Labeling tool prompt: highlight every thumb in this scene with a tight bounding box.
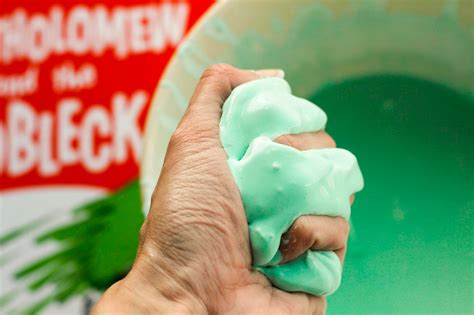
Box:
[177,64,284,136]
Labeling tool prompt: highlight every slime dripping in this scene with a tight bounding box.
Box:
[220,77,364,295]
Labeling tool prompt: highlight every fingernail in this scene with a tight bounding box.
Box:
[255,69,285,78]
[279,233,291,253]
[279,233,296,264]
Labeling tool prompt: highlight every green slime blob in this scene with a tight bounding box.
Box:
[220,78,364,295]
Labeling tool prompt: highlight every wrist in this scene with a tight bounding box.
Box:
[93,255,207,314]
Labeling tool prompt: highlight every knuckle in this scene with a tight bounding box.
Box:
[293,216,316,243]
[292,216,307,232]
[201,63,234,80]
[197,63,240,105]
[298,216,314,231]
[342,220,350,237]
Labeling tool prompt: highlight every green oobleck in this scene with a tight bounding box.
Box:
[311,74,473,314]
[220,78,364,296]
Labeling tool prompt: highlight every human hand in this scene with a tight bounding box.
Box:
[94,64,353,315]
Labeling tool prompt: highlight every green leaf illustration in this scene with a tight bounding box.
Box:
[0,179,144,313]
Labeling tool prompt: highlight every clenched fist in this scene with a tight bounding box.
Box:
[94,65,354,315]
